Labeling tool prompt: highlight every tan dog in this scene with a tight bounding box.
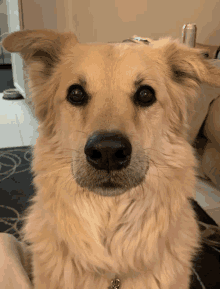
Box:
[2,30,220,289]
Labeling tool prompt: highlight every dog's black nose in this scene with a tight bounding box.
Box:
[84,131,132,172]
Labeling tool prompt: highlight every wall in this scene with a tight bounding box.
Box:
[65,0,220,44]
[0,0,8,36]
[18,0,220,44]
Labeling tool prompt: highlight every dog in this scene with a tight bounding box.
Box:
[2,29,220,289]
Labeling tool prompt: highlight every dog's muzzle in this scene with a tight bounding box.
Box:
[73,130,147,196]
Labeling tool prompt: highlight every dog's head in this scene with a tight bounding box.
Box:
[2,30,220,197]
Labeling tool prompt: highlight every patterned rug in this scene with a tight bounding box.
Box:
[0,146,220,288]
[0,146,34,240]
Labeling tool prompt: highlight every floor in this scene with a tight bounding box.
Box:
[1,86,220,226]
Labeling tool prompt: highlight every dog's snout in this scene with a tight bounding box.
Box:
[84,132,132,172]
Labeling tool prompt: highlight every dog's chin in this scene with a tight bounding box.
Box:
[89,181,129,197]
[75,176,146,196]
[74,179,128,196]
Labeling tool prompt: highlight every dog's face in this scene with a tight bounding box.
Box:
[3,30,220,197]
[58,42,167,196]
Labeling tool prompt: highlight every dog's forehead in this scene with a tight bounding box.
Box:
[62,42,160,87]
[68,42,152,64]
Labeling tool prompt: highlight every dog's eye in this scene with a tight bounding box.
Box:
[66,85,87,106]
[134,85,156,107]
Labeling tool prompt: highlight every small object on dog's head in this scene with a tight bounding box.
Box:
[133,36,150,44]
[122,36,150,45]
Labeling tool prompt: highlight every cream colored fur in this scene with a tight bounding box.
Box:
[2,29,220,289]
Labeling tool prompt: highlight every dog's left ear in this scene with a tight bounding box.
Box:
[1,29,78,77]
[158,38,220,88]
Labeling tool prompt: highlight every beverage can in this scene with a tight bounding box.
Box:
[182,23,197,47]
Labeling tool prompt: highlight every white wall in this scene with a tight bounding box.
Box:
[67,0,220,44]
[19,0,220,45]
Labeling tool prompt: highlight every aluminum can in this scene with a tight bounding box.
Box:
[182,23,197,47]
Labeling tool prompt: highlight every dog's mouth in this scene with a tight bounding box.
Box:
[100,180,122,189]
[75,169,133,196]
[75,173,144,196]
[72,155,148,196]
[72,164,148,196]
[91,179,128,196]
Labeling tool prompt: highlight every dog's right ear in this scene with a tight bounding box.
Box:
[2,29,78,69]
[1,30,78,127]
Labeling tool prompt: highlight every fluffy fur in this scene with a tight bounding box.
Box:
[3,30,220,289]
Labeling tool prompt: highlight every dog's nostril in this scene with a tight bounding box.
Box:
[84,132,132,171]
[90,150,102,160]
[115,150,126,159]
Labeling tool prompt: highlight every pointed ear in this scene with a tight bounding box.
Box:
[1,30,78,129]
[157,37,220,88]
[151,38,220,140]
[2,29,78,71]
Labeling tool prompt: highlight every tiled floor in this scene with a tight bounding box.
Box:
[1,92,220,225]
[0,92,39,148]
